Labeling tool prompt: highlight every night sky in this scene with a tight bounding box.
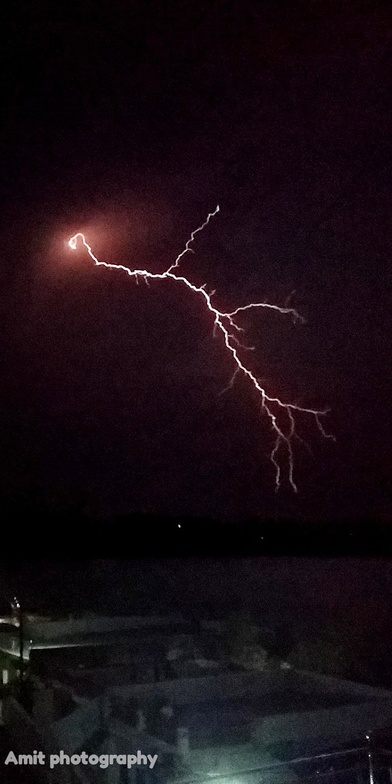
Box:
[1,0,391,523]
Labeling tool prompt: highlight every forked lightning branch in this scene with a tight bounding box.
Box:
[69,206,333,491]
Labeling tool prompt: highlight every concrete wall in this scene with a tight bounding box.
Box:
[26,616,183,641]
[253,698,392,746]
[0,631,29,659]
[3,697,89,784]
[294,668,392,700]
[109,668,292,704]
[189,744,298,784]
[53,697,104,753]
[55,665,151,696]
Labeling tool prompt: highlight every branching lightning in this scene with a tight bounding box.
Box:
[69,206,333,491]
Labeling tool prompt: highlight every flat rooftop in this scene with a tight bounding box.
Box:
[176,689,376,719]
[50,660,392,705]
[123,688,384,749]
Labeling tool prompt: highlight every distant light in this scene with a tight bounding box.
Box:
[178,524,182,529]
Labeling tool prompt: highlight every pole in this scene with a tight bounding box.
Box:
[366,732,375,784]
[11,597,23,693]
[19,601,24,682]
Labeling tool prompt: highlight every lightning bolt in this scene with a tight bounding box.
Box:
[69,206,333,491]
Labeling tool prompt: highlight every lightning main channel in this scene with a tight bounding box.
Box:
[69,206,332,491]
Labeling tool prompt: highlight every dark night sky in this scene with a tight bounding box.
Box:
[1,0,391,522]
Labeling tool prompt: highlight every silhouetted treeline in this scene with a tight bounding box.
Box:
[1,500,391,556]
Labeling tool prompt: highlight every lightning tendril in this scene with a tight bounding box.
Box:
[69,206,333,491]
